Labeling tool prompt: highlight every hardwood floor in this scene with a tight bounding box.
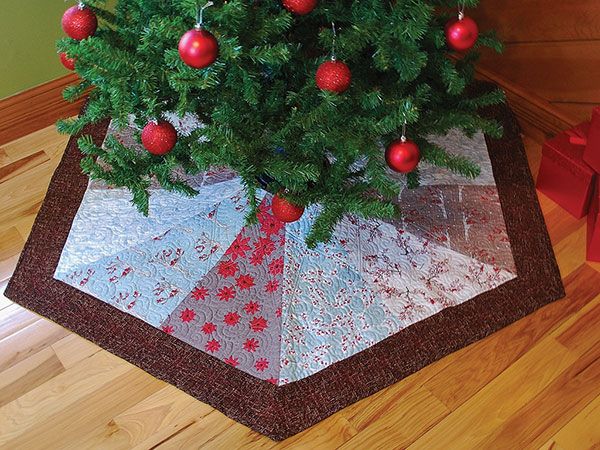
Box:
[0,123,599,449]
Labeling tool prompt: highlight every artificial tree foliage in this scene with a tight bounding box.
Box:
[57,0,503,247]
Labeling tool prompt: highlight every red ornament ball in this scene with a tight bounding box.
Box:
[282,0,317,15]
[59,52,76,71]
[62,5,98,41]
[178,28,219,69]
[141,121,178,156]
[315,60,352,94]
[445,15,479,52]
[272,194,305,223]
[385,139,420,173]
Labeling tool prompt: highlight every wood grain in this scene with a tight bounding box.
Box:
[474,2,600,124]
[0,122,598,448]
[480,41,600,106]
[544,393,600,449]
[475,66,578,143]
[478,342,600,448]
[0,74,84,146]
[0,305,39,341]
[0,348,65,408]
[475,0,600,43]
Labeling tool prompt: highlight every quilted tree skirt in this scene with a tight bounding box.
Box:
[6,98,564,440]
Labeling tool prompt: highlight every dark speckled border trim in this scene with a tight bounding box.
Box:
[6,86,564,440]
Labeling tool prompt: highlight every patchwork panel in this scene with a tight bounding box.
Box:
[160,199,285,382]
[56,187,256,326]
[54,120,518,385]
[397,185,515,271]
[280,225,400,383]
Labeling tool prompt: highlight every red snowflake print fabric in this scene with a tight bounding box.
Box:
[218,260,239,278]
[160,197,285,383]
[180,308,196,323]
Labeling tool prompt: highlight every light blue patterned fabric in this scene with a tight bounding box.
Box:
[56,185,260,326]
[56,178,244,276]
[280,207,402,383]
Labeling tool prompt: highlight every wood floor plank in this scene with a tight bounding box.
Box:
[589,259,600,274]
[538,441,568,450]
[0,351,126,443]
[51,333,102,369]
[423,263,600,412]
[0,158,59,218]
[0,227,24,261]
[337,387,448,450]
[476,343,600,448]
[554,296,600,355]
[0,304,40,341]
[42,135,70,160]
[523,134,543,179]
[0,151,50,184]
[536,190,559,217]
[0,253,19,283]
[0,204,41,254]
[0,149,9,167]
[2,366,165,450]
[155,410,275,450]
[0,124,68,166]
[14,210,39,241]
[85,385,212,450]
[279,415,359,449]
[0,347,65,408]
[546,394,600,449]
[0,280,13,311]
[0,142,41,168]
[0,201,41,236]
[408,338,576,449]
[0,318,70,373]
[0,351,141,447]
[553,223,588,278]
[0,295,12,311]
[544,208,587,247]
[340,353,452,431]
[412,295,600,449]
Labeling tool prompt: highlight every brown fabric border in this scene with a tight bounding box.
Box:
[6,86,564,441]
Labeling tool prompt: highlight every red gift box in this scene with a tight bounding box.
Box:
[537,123,596,219]
[588,178,600,262]
[583,106,600,173]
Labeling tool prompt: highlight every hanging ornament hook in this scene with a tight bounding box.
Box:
[401,120,407,143]
[65,0,85,9]
[196,1,214,30]
[458,2,465,20]
[331,22,337,61]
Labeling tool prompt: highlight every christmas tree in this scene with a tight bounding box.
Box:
[57,0,503,247]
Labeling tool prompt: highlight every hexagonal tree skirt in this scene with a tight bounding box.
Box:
[6,93,563,440]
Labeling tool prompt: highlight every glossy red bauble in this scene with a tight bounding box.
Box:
[178,28,219,69]
[282,0,318,15]
[62,5,98,41]
[272,194,305,223]
[445,15,479,52]
[141,121,178,156]
[315,60,352,94]
[385,139,420,173]
[59,52,76,71]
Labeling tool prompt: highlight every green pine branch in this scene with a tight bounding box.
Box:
[57,0,504,246]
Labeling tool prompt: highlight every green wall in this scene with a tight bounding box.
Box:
[0,2,74,99]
